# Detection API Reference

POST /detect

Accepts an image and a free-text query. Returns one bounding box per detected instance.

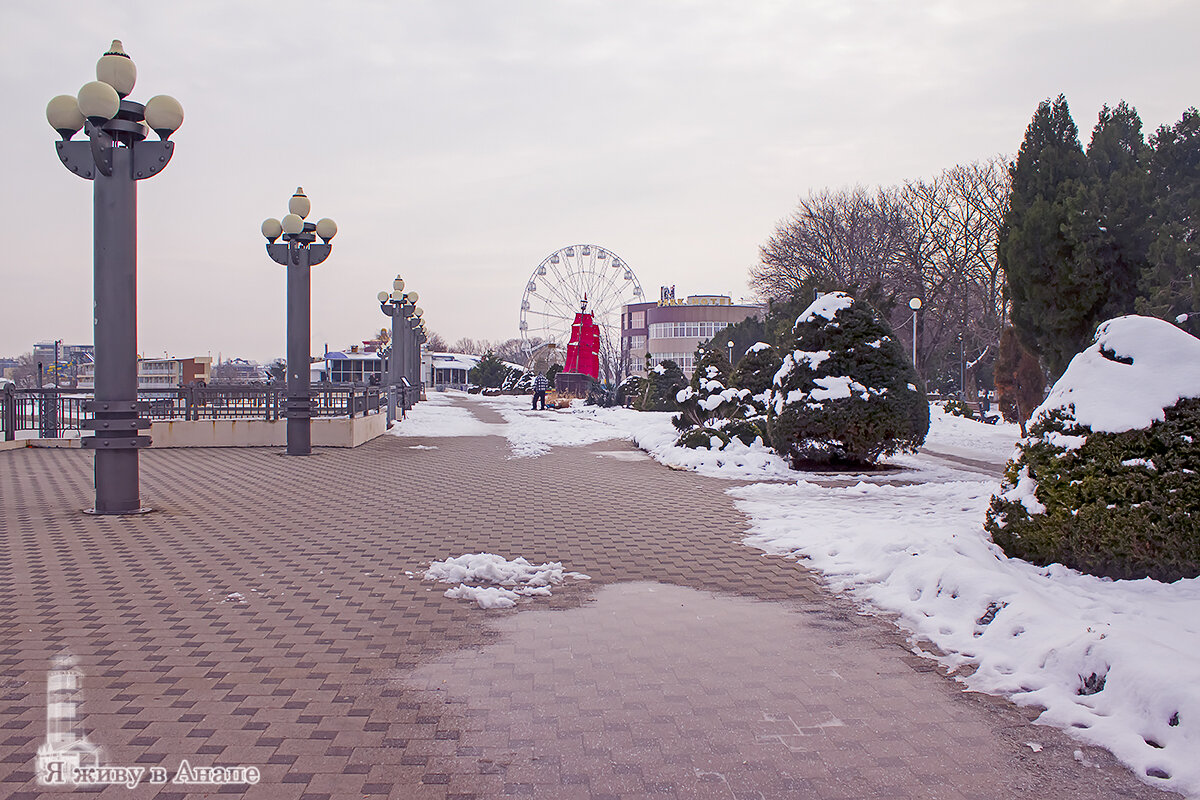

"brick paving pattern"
[0,396,1177,798]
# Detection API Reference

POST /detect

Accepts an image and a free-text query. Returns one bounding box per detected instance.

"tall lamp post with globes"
[409,308,426,400]
[378,280,419,419]
[46,40,183,515]
[262,188,337,456]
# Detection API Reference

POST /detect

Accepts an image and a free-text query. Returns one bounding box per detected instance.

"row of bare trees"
[751,157,1011,395]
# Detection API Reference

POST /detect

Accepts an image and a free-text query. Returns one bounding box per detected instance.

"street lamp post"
[47,40,183,514]
[262,188,337,456]
[908,297,922,373]
[409,307,425,401]
[726,339,735,368]
[958,333,965,399]
[378,281,419,417]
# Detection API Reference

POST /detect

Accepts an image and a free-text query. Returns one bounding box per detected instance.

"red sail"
[563,309,600,379]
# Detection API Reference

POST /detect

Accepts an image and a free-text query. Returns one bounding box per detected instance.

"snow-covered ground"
[391,391,1199,797]
[390,391,620,457]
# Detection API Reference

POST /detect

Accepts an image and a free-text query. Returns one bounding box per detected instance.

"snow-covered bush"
[638,360,686,412]
[502,369,534,393]
[674,347,744,426]
[616,375,645,406]
[767,292,929,468]
[586,378,616,407]
[728,341,782,446]
[676,426,731,450]
[672,346,752,449]
[986,316,1200,581]
[730,342,781,415]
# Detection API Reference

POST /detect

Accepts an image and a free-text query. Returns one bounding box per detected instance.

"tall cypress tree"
[1067,102,1152,323]
[998,95,1087,379]
[1138,108,1200,336]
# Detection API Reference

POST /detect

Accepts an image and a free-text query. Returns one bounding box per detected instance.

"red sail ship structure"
[563,296,600,379]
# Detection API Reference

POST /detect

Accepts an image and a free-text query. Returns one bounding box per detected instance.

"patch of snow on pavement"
[729,477,1200,796]
[425,553,590,609]
[389,401,496,438]
[488,396,622,457]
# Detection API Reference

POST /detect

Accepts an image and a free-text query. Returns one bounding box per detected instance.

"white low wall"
[149,413,386,448]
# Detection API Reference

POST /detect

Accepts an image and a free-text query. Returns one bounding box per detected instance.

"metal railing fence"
[2,384,384,441]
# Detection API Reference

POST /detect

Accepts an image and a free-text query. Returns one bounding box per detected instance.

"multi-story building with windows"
[621,289,763,377]
[78,356,212,393]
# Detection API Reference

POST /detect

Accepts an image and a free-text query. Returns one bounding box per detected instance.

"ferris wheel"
[519,244,645,368]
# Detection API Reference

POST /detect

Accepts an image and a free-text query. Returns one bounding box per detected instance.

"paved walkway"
[0,397,1174,799]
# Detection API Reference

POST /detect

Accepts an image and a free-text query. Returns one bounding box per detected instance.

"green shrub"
[767,292,929,468]
[730,342,782,416]
[616,375,645,406]
[941,398,976,419]
[721,417,768,447]
[987,398,1200,581]
[639,360,687,411]
[585,378,616,407]
[987,316,1200,581]
[673,346,746,432]
[676,426,731,450]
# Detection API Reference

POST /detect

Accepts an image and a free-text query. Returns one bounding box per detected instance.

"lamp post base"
[286,416,311,456]
[84,506,154,516]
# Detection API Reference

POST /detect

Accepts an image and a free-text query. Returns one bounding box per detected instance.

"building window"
[649,321,731,339]
[631,311,645,328]
[650,353,696,373]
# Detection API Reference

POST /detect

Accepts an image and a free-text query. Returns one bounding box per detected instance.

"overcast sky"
[2,0,1196,363]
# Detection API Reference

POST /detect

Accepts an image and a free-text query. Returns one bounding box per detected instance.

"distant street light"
[908,297,922,372]
[47,40,183,514]
[263,188,337,456]
[410,306,426,398]
[958,332,965,400]
[378,277,416,422]
[726,339,735,367]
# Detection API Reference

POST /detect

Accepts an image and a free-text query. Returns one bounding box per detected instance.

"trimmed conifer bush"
[767,292,929,468]
[638,360,687,412]
[731,342,782,416]
[722,341,781,447]
[986,316,1200,581]
[673,346,746,429]
[676,426,731,450]
[617,375,645,406]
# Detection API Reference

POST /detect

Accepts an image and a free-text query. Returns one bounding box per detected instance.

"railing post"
[39,385,60,439]
[2,386,14,441]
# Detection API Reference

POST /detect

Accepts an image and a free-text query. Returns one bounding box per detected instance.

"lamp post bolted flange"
[263,188,336,456]
[47,40,184,515]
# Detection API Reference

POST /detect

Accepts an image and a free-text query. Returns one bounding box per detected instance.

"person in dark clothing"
[532,372,550,410]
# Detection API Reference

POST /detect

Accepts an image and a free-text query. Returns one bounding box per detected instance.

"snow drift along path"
[730,478,1200,796]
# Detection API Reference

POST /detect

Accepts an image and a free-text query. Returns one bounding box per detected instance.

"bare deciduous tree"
[752,158,1011,395]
